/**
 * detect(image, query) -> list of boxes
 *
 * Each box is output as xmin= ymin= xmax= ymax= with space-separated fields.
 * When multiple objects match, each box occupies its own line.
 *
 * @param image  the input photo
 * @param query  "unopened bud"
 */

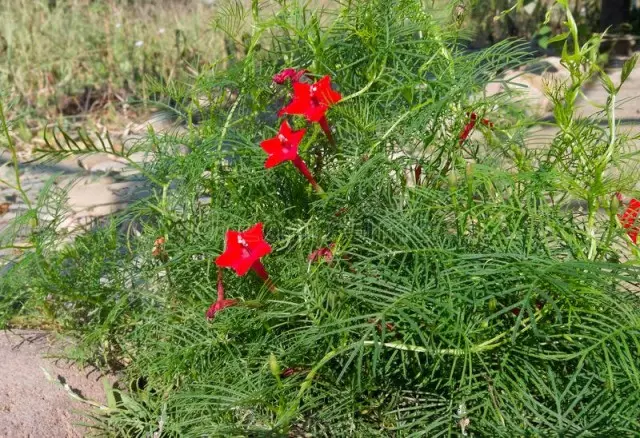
xmin=269 ymin=353 xmax=281 ymax=379
xmin=611 ymin=194 xmax=620 ymax=213
xmin=448 ymin=169 xmax=458 ymax=189
xmin=466 ymin=163 xmax=474 ymax=179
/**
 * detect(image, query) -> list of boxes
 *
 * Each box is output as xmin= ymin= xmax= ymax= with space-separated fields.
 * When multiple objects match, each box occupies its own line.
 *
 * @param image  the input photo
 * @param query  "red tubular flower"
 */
xmin=260 ymin=121 xmax=323 ymax=194
xmin=459 ymin=112 xmax=478 ymax=144
xmin=278 ymin=76 xmax=342 ymax=145
xmin=619 ymin=198 xmax=640 ymax=243
xmin=216 ymin=223 xmax=274 ymax=287
xmin=414 ymin=165 xmax=422 ymax=185
xmin=459 ymin=113 xmax=494 ymax=144
xmin=273 ymin=68 xmax=307 ymax=85
xmin=308 ymin=243 xmax=335 ymax=263
xmin=206 ymin=299 xmax=238 ymax=320
xmin=206 ymin=269 xmax=238 ymax=320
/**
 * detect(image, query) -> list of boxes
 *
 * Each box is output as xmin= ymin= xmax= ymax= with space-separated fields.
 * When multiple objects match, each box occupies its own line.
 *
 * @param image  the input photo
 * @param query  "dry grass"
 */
xmin=0 ymin=0 xmax=223 ymax=142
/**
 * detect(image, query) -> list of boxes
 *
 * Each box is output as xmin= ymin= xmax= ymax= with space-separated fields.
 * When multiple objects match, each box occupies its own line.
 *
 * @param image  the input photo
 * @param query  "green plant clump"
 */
xmin=2 ymin=0 xmax=640 ymax=436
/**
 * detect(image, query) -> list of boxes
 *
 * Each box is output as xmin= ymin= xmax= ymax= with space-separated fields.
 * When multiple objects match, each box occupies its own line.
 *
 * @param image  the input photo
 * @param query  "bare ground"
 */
xmin=0 ymin=331 xmax=110 ymax=438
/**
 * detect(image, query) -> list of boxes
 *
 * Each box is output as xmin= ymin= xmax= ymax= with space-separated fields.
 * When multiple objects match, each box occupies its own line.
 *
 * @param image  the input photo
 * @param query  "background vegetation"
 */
xmin=1 ymin=0 xmax=219 ymax=149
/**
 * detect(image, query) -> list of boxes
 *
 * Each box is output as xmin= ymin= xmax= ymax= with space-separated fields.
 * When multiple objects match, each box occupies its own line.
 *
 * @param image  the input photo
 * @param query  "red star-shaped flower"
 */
xmin=259 ymin=122 xmax=323 ymax=194
xmin=260 ymin=121 xmax=306 ymax=169
xmin=216 ymin=223 xmax=272 ymax=276
xmin=278 ymin=76 xmax=342 ymax=123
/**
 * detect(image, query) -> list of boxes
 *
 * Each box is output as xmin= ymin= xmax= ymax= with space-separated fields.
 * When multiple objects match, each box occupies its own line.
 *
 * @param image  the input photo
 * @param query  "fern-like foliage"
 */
xmin=36 ymin=126 xmax=143 ymax=164
xmin=2 ymin=0 xmax=640 ymax=436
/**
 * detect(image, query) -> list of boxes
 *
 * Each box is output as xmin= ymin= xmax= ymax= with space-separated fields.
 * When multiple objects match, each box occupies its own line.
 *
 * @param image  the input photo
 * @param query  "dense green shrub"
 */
xmin=2 ymin=0 xmax=640 ymax=436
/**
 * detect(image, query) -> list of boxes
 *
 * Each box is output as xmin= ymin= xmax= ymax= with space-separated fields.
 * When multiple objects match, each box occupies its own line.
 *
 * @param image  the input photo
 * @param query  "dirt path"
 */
xmin=0 ymin=331 xmax=110 ymax=438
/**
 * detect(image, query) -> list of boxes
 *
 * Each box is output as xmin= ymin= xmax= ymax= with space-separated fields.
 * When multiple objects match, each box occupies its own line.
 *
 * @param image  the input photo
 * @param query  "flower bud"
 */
xmin=611 ymin=194 xmax=620 ymax=214
xmin=269 ymin=353 xmax=281 ymax=379
xmin=488 ymin=297 xmax=497 ymax=312
xmin=448 ymin=169 xmax=458 ymax=189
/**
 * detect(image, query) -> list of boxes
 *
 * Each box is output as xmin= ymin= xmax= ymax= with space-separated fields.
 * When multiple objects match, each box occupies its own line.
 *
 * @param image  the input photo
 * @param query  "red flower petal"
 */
xmin=233 ymin=257 xmax=257 ymax=277
xmin=314 ymin=76 xmax=342 ymax=105
xmin=304 ymin=103 xmax=330 ymax=123
xmin=215 ymin=231 xmax=242 ymax=268
xmin=620 ymin=198 xmax=640 ymax=229
xmin=279 ymin=99 xmax=310 ymax=118
xmin=264 ymin=154 xmax=284 ymax=169
xmin=260 ymin=137 xmax=284 ymax=155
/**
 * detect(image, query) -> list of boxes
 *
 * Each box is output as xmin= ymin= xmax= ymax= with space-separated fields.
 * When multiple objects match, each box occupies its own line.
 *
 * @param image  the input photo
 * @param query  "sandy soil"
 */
xmin=0 ymin=330 xmax=110 ymax=438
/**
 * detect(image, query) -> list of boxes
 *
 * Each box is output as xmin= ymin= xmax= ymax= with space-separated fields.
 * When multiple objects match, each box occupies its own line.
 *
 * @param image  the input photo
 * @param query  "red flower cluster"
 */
xmin=209 ymin=71 xmax=344 ymax=319
xmin=619 ymin=197 xmax=640 ymax=244
xmin=262 ymin=72 xmax=342 ymax=193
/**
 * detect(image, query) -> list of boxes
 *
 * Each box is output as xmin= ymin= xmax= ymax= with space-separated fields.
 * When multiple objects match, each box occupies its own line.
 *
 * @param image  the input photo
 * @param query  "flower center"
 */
xmin=278 ymin=134 xmax=287 ymax=143
xmin=308 ymin=86 xmax=322 ymax=108
xmin=237 ymin=236 xmax=252 ymax=259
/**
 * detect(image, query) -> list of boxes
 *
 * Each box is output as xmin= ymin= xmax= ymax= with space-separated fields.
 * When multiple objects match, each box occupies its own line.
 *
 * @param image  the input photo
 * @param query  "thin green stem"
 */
xmin=0 ymin=100 xmax=33 ymax=213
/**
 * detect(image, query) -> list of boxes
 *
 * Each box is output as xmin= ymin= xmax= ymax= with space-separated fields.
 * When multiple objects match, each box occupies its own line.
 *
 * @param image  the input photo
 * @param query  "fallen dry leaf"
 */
xmin=0 ymin=202 xmax=11 ymax=216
